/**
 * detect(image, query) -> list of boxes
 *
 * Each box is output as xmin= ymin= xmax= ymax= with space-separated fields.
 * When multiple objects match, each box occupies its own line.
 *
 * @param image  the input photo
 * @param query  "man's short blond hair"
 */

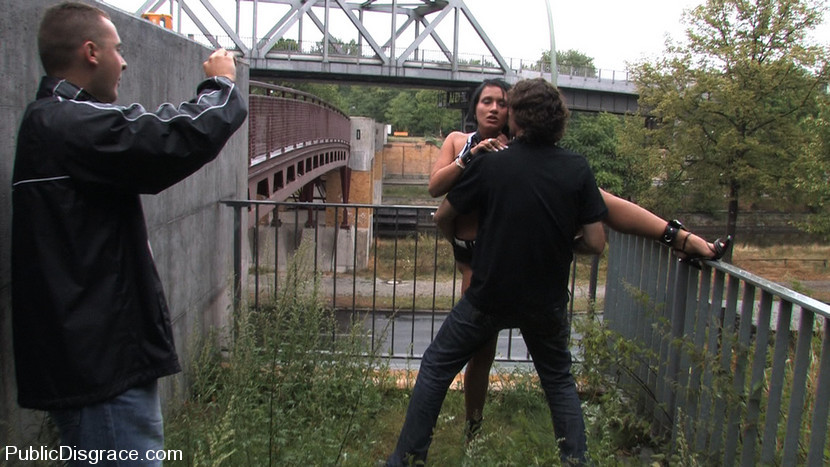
xmin=38 ymin=2 xmax=111 ymax=75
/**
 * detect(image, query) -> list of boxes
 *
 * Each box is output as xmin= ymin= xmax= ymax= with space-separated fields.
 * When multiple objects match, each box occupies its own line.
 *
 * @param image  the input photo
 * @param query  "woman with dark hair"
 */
xmin=428 ymin=78 xmax=731 ymax=441
xmin=428 ymin=78 xmax=512 ymax=434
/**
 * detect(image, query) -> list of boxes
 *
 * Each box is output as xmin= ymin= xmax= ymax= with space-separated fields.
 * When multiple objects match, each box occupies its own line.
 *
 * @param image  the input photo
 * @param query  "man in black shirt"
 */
xmin=386 ymin=78 xmax=607 ymax=466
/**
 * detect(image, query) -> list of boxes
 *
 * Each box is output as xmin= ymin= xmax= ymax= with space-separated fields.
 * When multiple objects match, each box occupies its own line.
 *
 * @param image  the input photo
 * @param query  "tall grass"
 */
xmin=167 ymin=240 xmax=399 ymax=465
xmin=368 ymin=233 xmax=457 ymax=281
xmin=366 ymin=233 xmax=606 ymax=285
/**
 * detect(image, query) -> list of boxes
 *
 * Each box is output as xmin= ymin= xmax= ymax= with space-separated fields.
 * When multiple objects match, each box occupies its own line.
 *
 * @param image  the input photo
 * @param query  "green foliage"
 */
xmin=788 ymin=97 xmax=830 ymax=237
xmin=574 ymin=311 xmax=663 ymax=461
xmin=167 ymin=239 xmax=396 ymax=465
xmin=266 ymin=80 xmax=461 ymax=137
xmin=163 ymin=242 xmax=678 ymax=465
xmin=339 ymin=85 xmax=397 ymax=121
xmin=561 ymin=112 xmax=651 ymax=199
xmin=384 ymin=91 xmax=417 ymax=134
xmin=625 ymin=0 xmax=830 ymax=237
xmin=384 ymin=89 xmax=459 ymax=136
xmin=312 ymin=36 xmax=362 ymax=56
xmin=537 ymin=49 xmax=598 ymax=76
xmin=268 ymin=38 xmax=300 ymax=53
xmin=268 ymin=81 xmax=349 ymax=112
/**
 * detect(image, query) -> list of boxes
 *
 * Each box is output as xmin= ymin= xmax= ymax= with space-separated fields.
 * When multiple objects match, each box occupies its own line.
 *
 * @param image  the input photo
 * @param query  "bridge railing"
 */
xmin=248 ymin=81 xmax=350 ymax=166
xmin=205 ymin=34 xmax=633 ymax=84
xmin=605 ymin=230 xmax=830 ymax=466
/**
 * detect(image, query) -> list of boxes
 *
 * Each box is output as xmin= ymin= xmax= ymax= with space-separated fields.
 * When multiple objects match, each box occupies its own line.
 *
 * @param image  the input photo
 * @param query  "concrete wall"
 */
xmin=0 ymin=0 xmax=248 ymax=445
xmin=349 ymin=117 xmax=376 ymax=172
xmin=382 ymin=139 xmax=441 ymax=179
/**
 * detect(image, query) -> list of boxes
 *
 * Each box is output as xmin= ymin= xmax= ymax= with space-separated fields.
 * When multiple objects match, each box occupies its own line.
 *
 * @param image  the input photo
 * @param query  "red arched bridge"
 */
xmin=247 ymin=81 xmax=352 ymax=225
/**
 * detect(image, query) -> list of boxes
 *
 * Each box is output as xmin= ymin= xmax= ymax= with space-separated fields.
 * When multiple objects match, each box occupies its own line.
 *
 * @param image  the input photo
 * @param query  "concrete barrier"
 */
xmin=0 ymin=0 xmax=248 ymax=446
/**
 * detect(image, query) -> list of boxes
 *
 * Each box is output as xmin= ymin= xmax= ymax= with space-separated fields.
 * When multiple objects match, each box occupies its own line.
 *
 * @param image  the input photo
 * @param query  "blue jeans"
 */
xmin=387 ymin=297 xmax=586 ymax=466
xmin=49 ymin=380 xmax=164 ymax=466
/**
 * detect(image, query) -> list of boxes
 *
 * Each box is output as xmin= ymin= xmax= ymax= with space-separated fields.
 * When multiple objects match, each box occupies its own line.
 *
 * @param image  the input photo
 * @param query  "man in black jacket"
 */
xmin=11 ymin=2 xmax=247 ymax=461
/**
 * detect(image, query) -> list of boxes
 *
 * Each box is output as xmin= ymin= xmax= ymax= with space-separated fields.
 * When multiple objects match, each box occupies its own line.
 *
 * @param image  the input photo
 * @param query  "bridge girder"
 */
xmin=131 ymin=0 xmax=511 ymax=73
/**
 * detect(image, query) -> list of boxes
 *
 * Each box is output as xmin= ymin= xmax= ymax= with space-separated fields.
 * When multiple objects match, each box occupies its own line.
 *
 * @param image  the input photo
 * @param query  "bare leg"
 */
xmin=601 ymin=189 xmax=723 ymax=259
xmin=456 ymin=261 xmax=497 ymax=438
xmin=464 ymin=337 xmax=497 ymax=437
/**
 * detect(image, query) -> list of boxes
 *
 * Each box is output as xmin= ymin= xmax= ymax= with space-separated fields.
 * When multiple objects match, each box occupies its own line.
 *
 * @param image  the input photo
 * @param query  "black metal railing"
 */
xmin=221 ymin=200 xmax=602 ymax=365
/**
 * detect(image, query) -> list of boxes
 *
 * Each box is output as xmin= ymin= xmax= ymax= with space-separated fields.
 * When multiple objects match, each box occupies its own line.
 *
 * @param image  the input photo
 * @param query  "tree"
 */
xmin=310 ymin=36 xmax=361 ymax=56
xmin=626 ymin=0 xmax=829 ymax=247
xmin=412 ymin=89 xmax=458 ymax=137
xmin=382 ymin=89 xmax=459 ymax=136
xmin=787 ymin=96 xmax=830 ymax=238
xmin=385 ymin=91 xmax=417 ymax=133
xmin=269 ymin=81 xmax=349 ymax=111
xmin=269 ymin=38 xmax=300 ymax=53
xmin=561 ymin=113 xmax=651 ymax=199
xmin=339 ymin=85 xmax=396 ymax=120
xmin=538 ymin=49 xmax=597 ymax=77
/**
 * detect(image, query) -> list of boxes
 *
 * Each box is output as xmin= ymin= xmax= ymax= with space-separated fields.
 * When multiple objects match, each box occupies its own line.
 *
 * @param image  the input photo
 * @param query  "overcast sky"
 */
xmin=471 ymin=0 xmax=700 ymax=72
xmin=469 ymin=0 xmax=829 ymax=72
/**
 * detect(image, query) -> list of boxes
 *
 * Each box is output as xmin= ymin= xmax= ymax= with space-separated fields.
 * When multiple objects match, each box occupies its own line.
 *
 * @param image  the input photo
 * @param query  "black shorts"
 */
xmin=451 ymin=237 xmax=476 ymax=264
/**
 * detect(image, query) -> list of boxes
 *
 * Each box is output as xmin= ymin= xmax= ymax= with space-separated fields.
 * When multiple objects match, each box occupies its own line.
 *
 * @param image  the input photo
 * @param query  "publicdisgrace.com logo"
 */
xmin=5 ymin=445 xmax=183 ymax=464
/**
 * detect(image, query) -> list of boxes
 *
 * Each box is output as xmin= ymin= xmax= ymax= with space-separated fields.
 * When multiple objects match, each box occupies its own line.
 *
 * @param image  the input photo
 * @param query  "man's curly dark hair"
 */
xmin=507 ymin=78 xmax=570 ymax=145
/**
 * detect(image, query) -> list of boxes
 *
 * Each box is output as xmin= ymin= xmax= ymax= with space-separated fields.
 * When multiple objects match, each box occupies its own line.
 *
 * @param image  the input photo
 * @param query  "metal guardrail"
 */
xmin=222 ymin=200 xmax=829 ymax=464
xmin=604 ymin=230 xmax=830 ymax=466
xmin=246 ymin=82 xmax=351 ymax=207
xmin=221 ymin=200 xmax=601 ymax=365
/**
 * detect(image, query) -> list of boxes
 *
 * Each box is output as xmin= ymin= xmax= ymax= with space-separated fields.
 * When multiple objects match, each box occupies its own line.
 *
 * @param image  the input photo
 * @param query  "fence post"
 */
xmin=232 ymin=203 xmax=242 ymax=315
xmin=589 ymin=254 xmax=599 ymax=302
xmin=666 ymin=263 xmax=689 ymax=442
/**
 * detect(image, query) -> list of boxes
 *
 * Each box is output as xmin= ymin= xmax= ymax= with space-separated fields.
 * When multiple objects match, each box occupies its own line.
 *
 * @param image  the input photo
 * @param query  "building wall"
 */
xmin=0 ymin=0 xmax=248 ymax=445
xmin=381 ymin=140 xmax=441 ymax=179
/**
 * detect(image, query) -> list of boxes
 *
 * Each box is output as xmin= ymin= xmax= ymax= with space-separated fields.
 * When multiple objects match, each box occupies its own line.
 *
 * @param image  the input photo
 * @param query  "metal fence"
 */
xmin=222 ymin=200 xmax=604 ymax=366
xmin=604 ymin=230 xmax=830 ymax=466
xmin=222 ymin=200 xmax=830 ymax=464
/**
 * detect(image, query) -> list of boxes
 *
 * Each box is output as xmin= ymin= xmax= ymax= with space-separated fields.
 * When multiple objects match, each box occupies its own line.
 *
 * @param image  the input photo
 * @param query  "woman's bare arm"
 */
xmin=428 ymin=132 xmax=466 ymax=197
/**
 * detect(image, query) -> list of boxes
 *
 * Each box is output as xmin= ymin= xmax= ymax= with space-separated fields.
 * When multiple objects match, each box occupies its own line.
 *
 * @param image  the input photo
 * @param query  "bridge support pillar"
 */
xmin=339 ymin=167 xmax=352 ymax=229
xmin=300 ymin=182 xmax=315 ymax=227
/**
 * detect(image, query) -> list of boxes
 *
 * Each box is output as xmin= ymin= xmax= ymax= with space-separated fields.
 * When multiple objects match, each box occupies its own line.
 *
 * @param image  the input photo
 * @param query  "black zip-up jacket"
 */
xmin=11 ymin=75 xmax=247 ymax=410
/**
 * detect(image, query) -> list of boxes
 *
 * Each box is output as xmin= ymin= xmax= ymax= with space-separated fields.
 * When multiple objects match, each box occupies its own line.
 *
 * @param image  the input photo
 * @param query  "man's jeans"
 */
xmin=49 ymin=380 xmax=164 ymax=466
xmin=387 ymin=297 xmax=586 ymax=466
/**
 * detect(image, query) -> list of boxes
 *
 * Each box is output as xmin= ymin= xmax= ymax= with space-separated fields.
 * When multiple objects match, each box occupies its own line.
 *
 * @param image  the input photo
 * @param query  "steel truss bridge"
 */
xmin=115 ymin=0 xmax=639 ymax=114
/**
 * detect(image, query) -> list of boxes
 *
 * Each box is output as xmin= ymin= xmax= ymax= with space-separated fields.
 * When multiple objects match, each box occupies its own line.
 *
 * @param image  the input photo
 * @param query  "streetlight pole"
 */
xmin=544 ymin=0 xmax=557 ymax=86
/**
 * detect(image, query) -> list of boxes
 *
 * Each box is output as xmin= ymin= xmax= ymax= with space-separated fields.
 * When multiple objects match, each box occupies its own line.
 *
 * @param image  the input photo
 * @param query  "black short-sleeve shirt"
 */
xmin=447 ymin=139 xmax=607 ymax=314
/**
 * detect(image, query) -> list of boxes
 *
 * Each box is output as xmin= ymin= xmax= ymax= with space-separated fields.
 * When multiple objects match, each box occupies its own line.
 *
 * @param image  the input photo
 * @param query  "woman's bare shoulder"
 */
xmin=443 ymin=131 xmax=472 ymax=152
